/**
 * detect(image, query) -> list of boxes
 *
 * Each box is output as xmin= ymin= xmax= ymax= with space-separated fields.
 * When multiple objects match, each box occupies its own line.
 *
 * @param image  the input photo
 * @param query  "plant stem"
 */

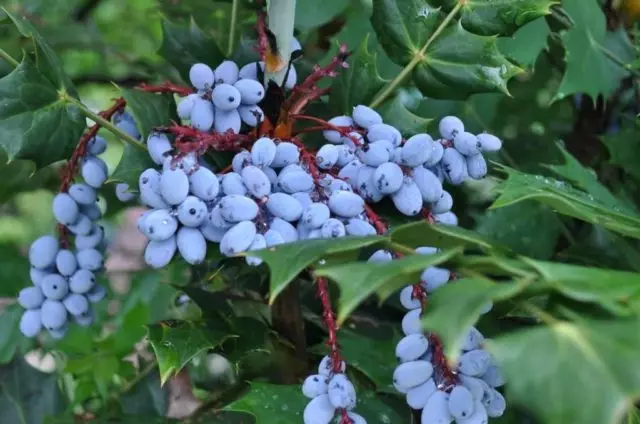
xmin=63 ymin=95 xmax=147 ymax=151
xmin=368 ymin=2 xmax=463 ymax=109
xmin=0 ymin=47 xmax=19 ymax=68
xmin=227 ymin=0 xmax=240 ymax=57
xmin=119 ymin=359 xmax=158 ymax=394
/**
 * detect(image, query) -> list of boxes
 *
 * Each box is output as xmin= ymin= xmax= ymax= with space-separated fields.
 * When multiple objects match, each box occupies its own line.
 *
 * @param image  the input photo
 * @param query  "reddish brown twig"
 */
xmin=57 ymin=97 xmax=128 ymax=247
xmin=290 ymin=114 xmax=362 ymax=147
xmin=136 ymin=82 xmax=194 ymax=97
xmin=421 ymin=207 xmax=435 ymax=223
xmin=363 ymin=204 xmax=387 ymax=235
xmin=315 ymin=277 xmax=353 ymax=424
xmin=159 ymin=123 xmax=256 ymax=155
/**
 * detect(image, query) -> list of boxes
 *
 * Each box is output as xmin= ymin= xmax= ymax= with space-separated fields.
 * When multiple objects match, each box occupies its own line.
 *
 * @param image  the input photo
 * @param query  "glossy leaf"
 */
xmin=422 ymin=278 xmax=529 ymax=360
xmin=476 ymin=201 xmax=562 ymax=259
xmin=391 ymin=220 xmax=503 ymax=251
xmin=120 ymin=370 xmax=168 ymax=416
xmin=488 ymin=319 xmax=640 ymax=424
xmin=158 ymin=18 xmax=226 ymax=84
xmin=430 ymin=0 xmax=556 ymax=36
xmin=0 ymin=304 xmax=32 ymax=364
xmin=0 ymin=57 xmax=84 ymax=169
xmin=244 ymin=236 xmax=384 ymax=304
xmin=554 ymin=0 xmax=634 ymax=101
xmin=294 ymin=0 xmax=349 ymax=30
xmin=378 ymin=96 xmax=431 ymax=136
xmin=601 ymin=127 xmax=640 ymax=180
xmin=225 ymin=382 xmax=307 ymax=423
xmin=0 ymin=357 xmax=66 ymax=423
xmin=498 ymin=17 xmax=550 ymax=68
xmin=329 ymin=35 xmax=387 ymax=115
xmin=146 ymin=320 xmax=234 ymax=385
xmin=492 ymin=165 xmax=640 ymax=240
xmin=315 ymin=248 xmax=461 ymax=323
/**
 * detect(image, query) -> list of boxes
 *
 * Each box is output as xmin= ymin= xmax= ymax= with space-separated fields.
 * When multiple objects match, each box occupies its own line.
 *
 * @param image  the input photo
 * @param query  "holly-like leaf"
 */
xmin=120 ymin=370 xmax=168 ymax=417
xmin=329 ymin=35 xmax=387 ymax=115
xmin=476 ymin=201 xmax=562 ymax=259
xmin=378 ymin=96 xmax=431 ymax=136
xmin=601 ymin=126 xmax=640 ymax=180
xmin=294 ymin=0 xmax=350 ymax=31
xmin=110 ymin=89 xmax=177 ymax=189
xmin=371 ymin=1 xmax=522 ymax=99
xmin=492 ymin=165 xmax=640 ymax=240
xmin=159 ymin=18 xmax=226 ymax=84
xmin=487 ymin=319 xmax=640 ymax=424
xmin=522 ymin=259 xmax=640 ymax=312
xmin=498 ymin=17 xmax=550 ymax=68
xmin=146 ymin=320 xmax=234 ymax=385
xmin=0 ymin=357 xmax=67 ymax=423
xmin=315 ymin=248 xmax=461 ymax=323
xmin=244 ymin=236 xmax=384 ymax=304
xmin=412 ymin=22 xmax=523 ymax=99
xmin=225 ymin=382 xmax=307 ymax=423
xmin=391 ymin=220 xmax=504 ymax=252
xmin=421 ymin=278 xmax=529 ymax=360
xmin=0 ymin=57 xmax=85 ymax=169
xmin=430 ymin=0 xmax=556 ymax=36
xmin=554 ymin=0 xmax=634 ymax=102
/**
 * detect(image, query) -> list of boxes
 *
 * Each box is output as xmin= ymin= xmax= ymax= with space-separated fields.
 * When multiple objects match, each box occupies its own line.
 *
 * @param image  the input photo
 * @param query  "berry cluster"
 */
xmin=302 ymin=356 xmax=366 ymax=424
xmin=384 ymin=245 xmax=505 ymax=422
xmin=18 ymin=134 xmax=113 ymax=339
xmin=317 ymin=107 xmax=501 ymax=219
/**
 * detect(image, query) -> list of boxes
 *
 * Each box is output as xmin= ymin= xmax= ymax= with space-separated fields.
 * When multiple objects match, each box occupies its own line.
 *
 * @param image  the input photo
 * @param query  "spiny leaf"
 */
xmin=601 ymin=126 xmax=640 ymax=180
xmin=159 ymin=18 xmax=226 ymax=84
xmin=430 ymin=0 xmax=556 ymax=36
xmin=390 ymin=220 xmax=505 ymax=251
xmin=492 ymin=165 xmax=640 ymax=240
xmin=315 ymin=248 xmax=461 ymax=323
xmin=554 ymin=0 xmax=634 ymax=101
xmin=487 ymin=319 xmax=640 ymax=424
xmin=244 ymin=236 xmax=384 ymax=304
xmin=498 ymin=17 xmax=551 ymax=68
xmin=0 ymin=57 xmax=85 ymax=169
xmin=224 ymin=382 xmax=307 ymax=423
xmin=329 ymin=35 xmax=387 ymax=115
xmin=421 ymin=278 xmax=529 ymax=360
xmin=146 ymin=320 xmax=234 ymax=385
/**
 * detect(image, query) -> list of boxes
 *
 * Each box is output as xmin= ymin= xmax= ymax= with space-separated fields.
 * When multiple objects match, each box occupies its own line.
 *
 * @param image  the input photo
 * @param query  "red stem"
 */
xmin=315 ymin=277 xmax=353 ymax=424
xmin=160 ymin=123 xmax=256 ymax=155
xmin=289 ymin=114 xmax=361 ymax=147
xmin=136 ymin=82 xmax=194 ymax=97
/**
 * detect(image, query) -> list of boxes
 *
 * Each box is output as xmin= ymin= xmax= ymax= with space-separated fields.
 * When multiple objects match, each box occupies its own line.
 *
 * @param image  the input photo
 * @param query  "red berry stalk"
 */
xmin=159 ymin=123 xmax=257 ymax=156
xmin=57 ymin=97 xmax=127 ymax=247
xmin=136 ymin=82 xmax=194 ymax=97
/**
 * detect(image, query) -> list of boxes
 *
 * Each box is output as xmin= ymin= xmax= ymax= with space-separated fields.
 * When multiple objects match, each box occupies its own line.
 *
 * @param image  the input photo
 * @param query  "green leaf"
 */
xmin=0 ymin=304 xmax=32 ymax=364
xmin=492 ymin=165 xmax=640 ymax=240
xmin=355 ymin=390 xmax=406 ymax=422
xmin=245 ymin=236 xmax=384 ymax=304
xmin=412 ymin=21 xmax=523 ymax=99
xmin=601 ymin=126 xmax=640 ymax=180
xmin=421 ymin=278 xmax=528 ymax=360
xmin=315 ymin=248 xmax=461 ymax=323
xmin=120 ymin=89 xmax=178 ymax=140
xmin=488 ymin=319 xmax=640 ymax=424
xmin=544 ymin=147 xmax=633 ymax=213
xmin=0 ymin=243 xmax=30 ymax=297
xmin=0 ymin=357 xmax=66 ymax=423
xmin=476 ymin=201 xmax=562 ymax=259
xmin=3 ymin=9 xmax=76 ymax=94
xmin=377 ymin=96 xmax=431 ymax=136
xmin=225 ymin=382 xmax=307 ymax=423
xmin=0 ymin=57 xmax=85 ymax=169
xmin=523 ymin=259 xmax=640 ymax=310
xmin=332 ymin=328 xmax=401 ymax=391
xmin=120 ymin=370 xmax=168 ymax=416
xmin=158 ymin=18 xmax=226 ymax=84
xmin=146 ymin=320 xmax=234 ymax=385
xmin=294 ymin=0 xmax=350 ymax=30
xmin=431 ymin=0 xmax=556 ymax=36
xmin=391 ymin=220 xmax=503 ymax=251
xmin=498 ymin=17 xmax=550 ymax=68
xmin=110 ymin=89 xmax=178 ymax=189
xmin=328 ymin=35 xmax=387 ymax=115
xmin=554 ymin=0 xmax=634 ymax=101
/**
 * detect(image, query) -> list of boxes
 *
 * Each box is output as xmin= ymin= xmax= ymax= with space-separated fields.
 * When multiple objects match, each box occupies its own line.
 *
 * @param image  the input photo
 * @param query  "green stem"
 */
xmin=63 ymin=94 xmax=147 ymax=151
xmin=119 ymin=360 xmax=158 ymax=394
xmin=227 ymin=0 xmax=240 ymax=57
xmin=0 ymin=47 xmax=19 ymax=68
xmin=368 ymin=2 xmax=463 ymax=109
